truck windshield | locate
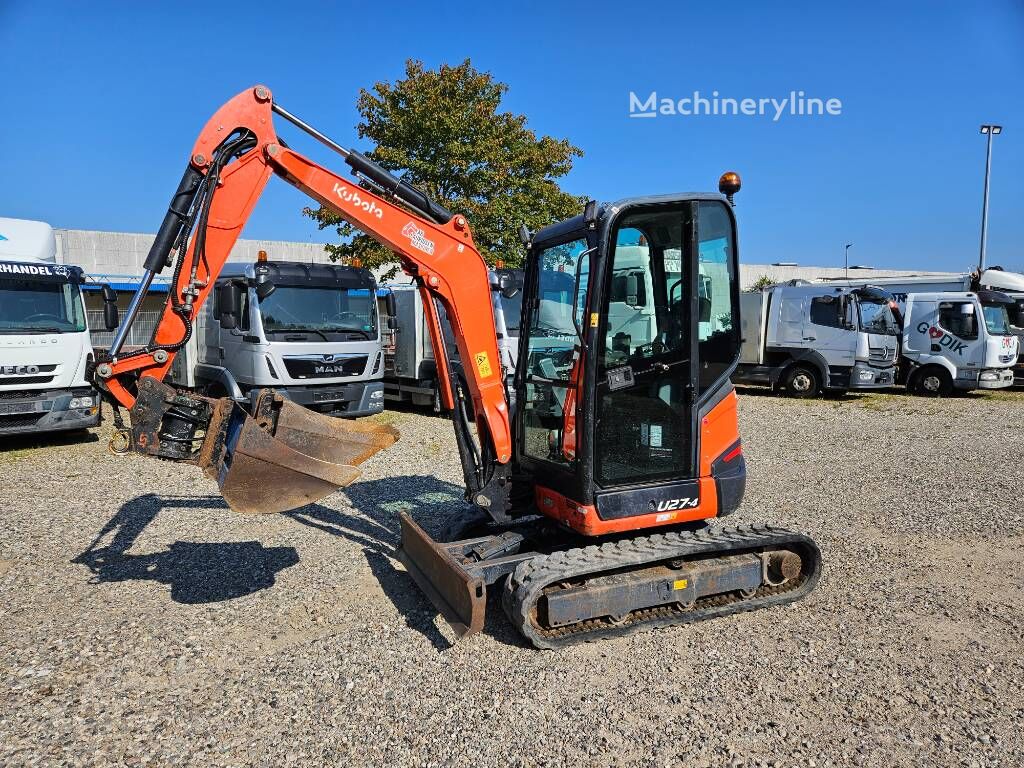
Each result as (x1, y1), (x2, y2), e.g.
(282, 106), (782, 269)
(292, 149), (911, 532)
(982, 302), (1011, 335)
(857, 299), (898, 335)
(0, 278), (87, 333)
(500, 290), (523, 334)
(259, 286), (376, 335)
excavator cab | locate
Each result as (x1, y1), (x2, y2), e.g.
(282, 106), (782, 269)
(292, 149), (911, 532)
(399, 191), (818, 646)
(512, 195), (745, 535)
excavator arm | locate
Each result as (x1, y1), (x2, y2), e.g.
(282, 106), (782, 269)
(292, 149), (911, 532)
(96, 85), (511, 514)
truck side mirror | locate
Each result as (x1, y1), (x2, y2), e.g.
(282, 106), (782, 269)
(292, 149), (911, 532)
(498, 273), (520, 299)
(100, 284), (120, 331)
(254, 262), (276, 301)
(625, 274), (640, 307)
(384, 291), (397, 318)
(698, 296), (712, 323)
(217, 282), (242, 330)
(255, 280), (276, 301)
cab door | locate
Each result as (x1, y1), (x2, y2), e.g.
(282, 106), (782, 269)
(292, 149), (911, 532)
(592, 203), (695, 488)
(592, 201), (740, 493)
(516, 236), (592, 500)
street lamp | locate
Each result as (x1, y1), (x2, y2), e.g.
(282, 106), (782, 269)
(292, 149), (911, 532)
(978, 124), (1002, 272)
(844, 243), (853, 278)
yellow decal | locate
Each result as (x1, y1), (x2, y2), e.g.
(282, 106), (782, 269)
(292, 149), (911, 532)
(474, 351), (493, 378)
(590, 312), (599, 327)
(673, 579), (689, 591)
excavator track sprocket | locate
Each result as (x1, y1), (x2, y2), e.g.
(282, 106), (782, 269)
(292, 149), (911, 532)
(501, 524), (821, 649)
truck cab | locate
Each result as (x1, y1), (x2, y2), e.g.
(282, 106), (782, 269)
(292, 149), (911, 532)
(900, 291), (1018, 394)
(734, 282), (899, 397)
(169, 259), (385, 417)
(0, 218), (101, 435)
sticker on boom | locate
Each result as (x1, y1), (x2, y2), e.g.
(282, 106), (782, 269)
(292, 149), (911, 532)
(474, 351), (493, 378)
(401, 221), (436, 255)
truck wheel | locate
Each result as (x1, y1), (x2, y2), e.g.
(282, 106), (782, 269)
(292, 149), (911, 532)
(912, 367), (953, 397)
(782, 365), (820, 398)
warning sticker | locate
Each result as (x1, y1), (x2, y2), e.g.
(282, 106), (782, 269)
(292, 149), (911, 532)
(673, 579), (689, 591)
(590, 312), (599, 327)
(474, 351), (493, 378)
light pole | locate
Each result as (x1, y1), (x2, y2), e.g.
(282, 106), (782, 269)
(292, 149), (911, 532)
(978, 124), (1002, 272)
(844, 243), (853, 278)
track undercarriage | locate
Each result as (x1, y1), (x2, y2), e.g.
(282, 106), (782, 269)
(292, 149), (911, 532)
(398, 514), (821, 649)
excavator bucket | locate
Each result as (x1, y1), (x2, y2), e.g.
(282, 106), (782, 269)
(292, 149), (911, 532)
(200, 390), (398, 514)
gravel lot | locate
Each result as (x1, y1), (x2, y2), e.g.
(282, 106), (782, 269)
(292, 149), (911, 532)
(2, 389), (1023, 767)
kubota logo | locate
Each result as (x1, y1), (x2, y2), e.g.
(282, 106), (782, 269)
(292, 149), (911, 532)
(332, 183), (383, 219)
(917, 322), (968, 355)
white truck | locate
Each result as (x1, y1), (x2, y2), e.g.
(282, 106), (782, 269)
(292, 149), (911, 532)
(895, 290), (1017, 395)
(826, 270), (1024, 385)
(733, 282), (899, 397)
(0, 217), (107, 435)
(382, 268), (523, 408)
(168, 257), (386, 418)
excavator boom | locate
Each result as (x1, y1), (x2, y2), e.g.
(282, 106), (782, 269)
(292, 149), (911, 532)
(96, 86), (510, 513)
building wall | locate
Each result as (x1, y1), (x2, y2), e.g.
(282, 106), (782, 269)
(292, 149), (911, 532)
(55, 228), (958, 288)
(53, 229), (334, 274)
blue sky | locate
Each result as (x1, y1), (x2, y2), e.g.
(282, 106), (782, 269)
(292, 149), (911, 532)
(1, 1), (1021, 272)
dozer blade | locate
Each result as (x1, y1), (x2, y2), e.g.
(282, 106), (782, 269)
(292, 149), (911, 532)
(202, 393), (398, 515)
(397, 512), (486, 638)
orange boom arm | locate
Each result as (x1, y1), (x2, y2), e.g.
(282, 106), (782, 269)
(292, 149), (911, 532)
(98, 86), (511, 468)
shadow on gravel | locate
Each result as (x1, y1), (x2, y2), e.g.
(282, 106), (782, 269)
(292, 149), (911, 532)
(285, 475), (478, 651)
(1, 428), (99, 452)
(73, 493), (299, 603)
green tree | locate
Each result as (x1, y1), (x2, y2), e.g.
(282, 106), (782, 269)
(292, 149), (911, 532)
(305, 59), (584, 276)
(745, 274), (775, 292)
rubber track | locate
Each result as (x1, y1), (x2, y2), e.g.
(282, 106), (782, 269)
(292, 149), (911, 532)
(501, 524), (822, 649)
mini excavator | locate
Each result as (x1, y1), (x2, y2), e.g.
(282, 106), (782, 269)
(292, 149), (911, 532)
(93, 86), (820, 648)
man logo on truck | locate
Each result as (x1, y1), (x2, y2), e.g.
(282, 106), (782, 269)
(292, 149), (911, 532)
(917, 322), (968, 355)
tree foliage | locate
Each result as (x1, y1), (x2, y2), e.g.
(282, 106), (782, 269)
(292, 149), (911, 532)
(745, 274), (776, 292)
(305, 59), (584, 276)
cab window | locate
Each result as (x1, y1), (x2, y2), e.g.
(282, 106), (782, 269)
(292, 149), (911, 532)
(696, 201), (739, 393)
(938, 301), (978, 340)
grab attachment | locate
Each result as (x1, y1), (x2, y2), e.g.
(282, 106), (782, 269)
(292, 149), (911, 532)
(127, 378), (398, 514)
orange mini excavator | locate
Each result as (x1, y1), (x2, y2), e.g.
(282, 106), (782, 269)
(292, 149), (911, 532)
(93, 86), (820, 647)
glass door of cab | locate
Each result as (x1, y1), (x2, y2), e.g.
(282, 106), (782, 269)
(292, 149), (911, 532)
(518, 238), (591, 470)
(594, 201), (739, 487)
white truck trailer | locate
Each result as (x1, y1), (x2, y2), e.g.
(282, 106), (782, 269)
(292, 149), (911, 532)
(0, 217), (106, 435)
(733, 282), (899, 397)
(382, 268), (523, 408)
(825, 270), (1024, 384)
(167, 257), (386, 418)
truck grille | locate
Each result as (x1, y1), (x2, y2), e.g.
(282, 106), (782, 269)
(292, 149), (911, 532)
(0, 390), (36, 401)
(0, 413), (41, 430)
(282, 355), (368, 379)
(868, 346), (894, 362)
(0, 375), (55, 385)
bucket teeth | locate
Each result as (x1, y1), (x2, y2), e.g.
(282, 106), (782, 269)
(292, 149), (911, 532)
(203, 394), (398, 514)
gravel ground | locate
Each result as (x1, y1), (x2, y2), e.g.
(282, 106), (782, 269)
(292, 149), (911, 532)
(2, 389), (1023, 767)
